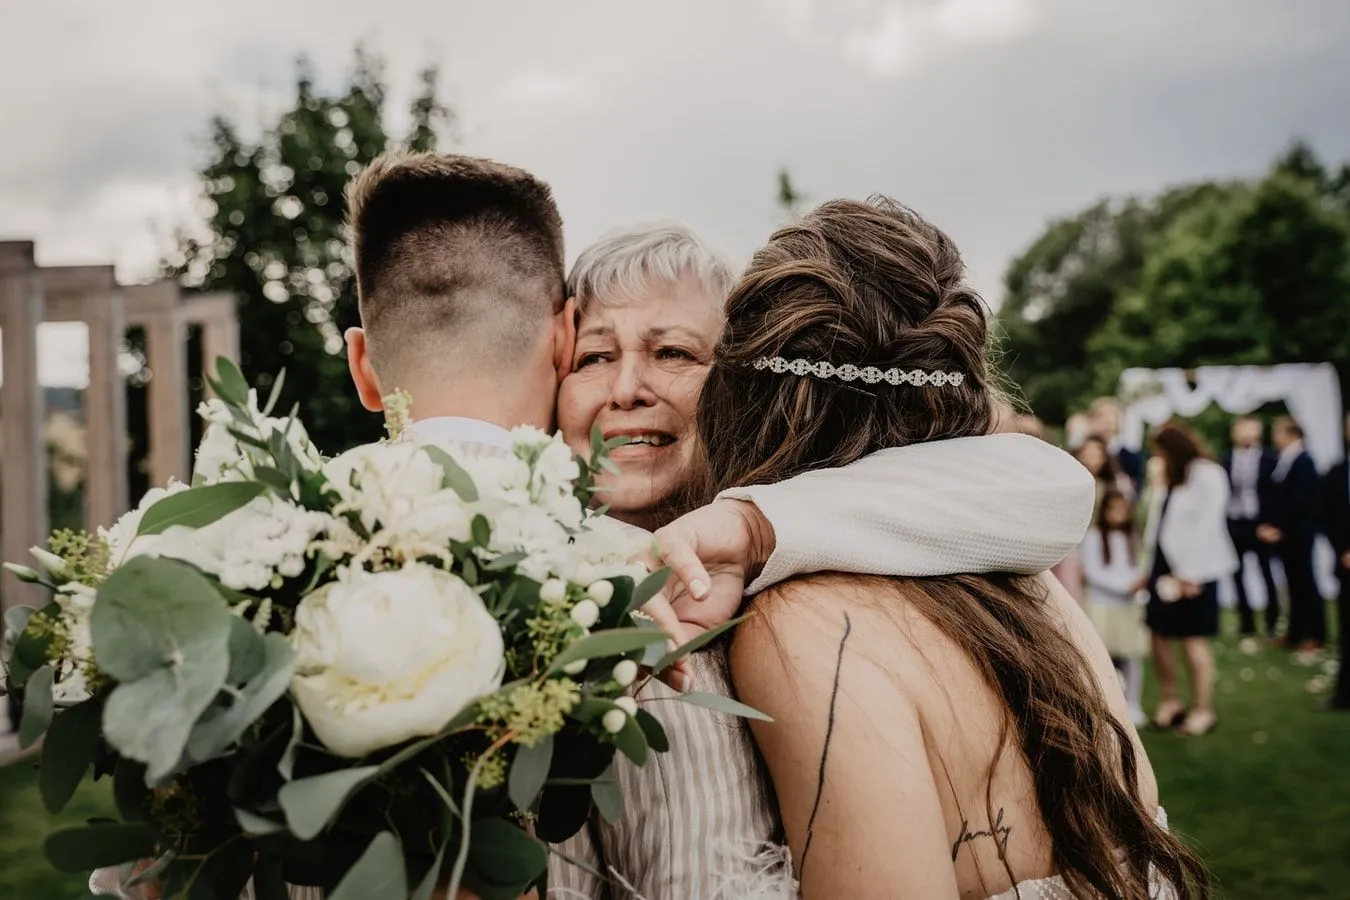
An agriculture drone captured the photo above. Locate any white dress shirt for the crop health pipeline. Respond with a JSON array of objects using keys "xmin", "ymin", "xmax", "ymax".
[{"xmin": 1228, "ymin": 446, "xmax": 1263, "ymax": 520}]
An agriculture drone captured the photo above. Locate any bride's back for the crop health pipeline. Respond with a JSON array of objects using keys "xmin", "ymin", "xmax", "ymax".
[
  {"xmin": 733, "ymin": 570, "xmax": 1160, "ymax": 899},
  {"xmin": 693, "ymin": 196, "xmax": 1206, "ymax": 898}
]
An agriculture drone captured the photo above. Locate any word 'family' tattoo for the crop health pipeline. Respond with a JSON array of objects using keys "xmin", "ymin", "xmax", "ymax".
[{"xmin": 951, "ymin": 808, "xmax": 1013, "ymax": 861}]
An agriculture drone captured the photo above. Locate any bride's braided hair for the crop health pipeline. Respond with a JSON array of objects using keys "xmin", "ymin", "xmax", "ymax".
[{"xmin": 696, "ymin": 197, "xmax": 1210, "ymax": 899}]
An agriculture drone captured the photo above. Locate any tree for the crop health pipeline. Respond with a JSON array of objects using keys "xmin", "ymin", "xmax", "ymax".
[
  {"xmin": 160, "ymin": 49, "xmax": 453, "ymax": 457},
  {"xmin": 997, "ymin": 182, "xmax": 1237, "ymax": 423},
  {"xmin": 1088, "ymin": 162, "xmax": 1350, "ymax": 400},
  {"xmin": 776, "ymin": 169, "xmax": 805, "ymax": 218}
]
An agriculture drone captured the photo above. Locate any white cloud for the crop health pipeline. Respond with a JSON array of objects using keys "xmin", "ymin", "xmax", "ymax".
[{"xmin": 842, "ymin": 0, "xmax": 1040, "ymax": 75}]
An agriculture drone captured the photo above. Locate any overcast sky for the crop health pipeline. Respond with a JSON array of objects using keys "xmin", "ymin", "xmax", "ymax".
[{"xmin": 3, "ymin": 0, "xmax": 1349, "ymax": 385}]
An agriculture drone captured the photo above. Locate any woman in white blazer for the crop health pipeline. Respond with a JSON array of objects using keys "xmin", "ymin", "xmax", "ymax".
[{"xmin": 1139, "ymin": 421, "xmax": 1239, "ymax": 737}]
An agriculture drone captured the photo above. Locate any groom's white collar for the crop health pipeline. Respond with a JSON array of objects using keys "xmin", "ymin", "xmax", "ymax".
[{"xmin": 412, "ymin": 416, "xmax": 514, "ymax": 449}]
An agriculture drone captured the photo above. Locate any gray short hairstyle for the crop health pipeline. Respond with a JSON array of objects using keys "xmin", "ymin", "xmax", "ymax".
[{"xmin": 567, "ymin": 222, "xmax": 736, "ymax": 315}]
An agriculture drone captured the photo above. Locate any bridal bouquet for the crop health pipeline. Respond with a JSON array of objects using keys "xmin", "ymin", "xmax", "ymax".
[{"xmin": 2, "ymin": 359, "xmax": 741, "ymax": 899}]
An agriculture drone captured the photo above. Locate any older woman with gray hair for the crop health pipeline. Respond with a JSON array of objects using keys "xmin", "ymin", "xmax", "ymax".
[{"xmin": 550, "ymin": 222, "xmax": 1099, "ymax": 898}]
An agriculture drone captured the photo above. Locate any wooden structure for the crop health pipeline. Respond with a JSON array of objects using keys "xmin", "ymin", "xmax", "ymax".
[{"xmin": 0, "ymin": 240, "xmax": 238, "ymax": 611}]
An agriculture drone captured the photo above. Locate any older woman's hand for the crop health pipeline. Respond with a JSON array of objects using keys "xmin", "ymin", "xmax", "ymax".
[{"xmin": 646, "ymin": 498, "xmax": 777, "ymax": 634}]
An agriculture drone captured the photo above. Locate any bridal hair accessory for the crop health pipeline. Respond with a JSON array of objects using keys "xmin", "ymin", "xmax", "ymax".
[{"xmin": 750, "ymin": 356, "xmax": 965, "ymax": 387}]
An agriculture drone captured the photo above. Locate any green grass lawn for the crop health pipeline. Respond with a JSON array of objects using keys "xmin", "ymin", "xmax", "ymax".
[{"xmin": 1, "ymin": 627, "xmax": 1347, "ymax": 899}]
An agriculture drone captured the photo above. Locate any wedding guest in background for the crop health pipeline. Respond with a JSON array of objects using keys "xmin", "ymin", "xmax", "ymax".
[
  {"xmin": 1222, "ymin": 416, "xmax": 1280, "ymax": 637},
  {"xmin": 1140, "ymin": 421, "xmax": 1236, "ymax": 737},
  {"xmin": 1260, "ymin": 417, "xmax": 1326, "ymax": 651},
  {"xmin": 1015, "ymin": 412, "xmax": 1046, "ymax": 440},
  {"xmin": 1076, "ymin": 435, "xmax": 1135, "ymax": 508},
  {"xmin": 1064, "ymin": 411, "xmax": 1092, "ymax": 451},
  {"xmin": 1320, "ymin": 412, "xmax": 1350, "ymax": 710},
  {"xmin": 1091, "ymin": 396, "xmax": 1143, "ymax": 489},
  {"xmin": 1081, "ymin": 489, "xmax": 1149, "ymax": 726}
]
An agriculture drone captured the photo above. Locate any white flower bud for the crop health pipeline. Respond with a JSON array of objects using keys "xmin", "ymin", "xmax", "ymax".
[
  {"xmin": 562, "ymin": 659, "xmax": 587, "ymax": 676},
  {"xmin": 570, "ymin": 599, "xmax": 600, "ymax": 629},
  {"xmin": 614, "ymin": 696, "xmax": 638, "ymax": 716},
  {"xmin": 29, "ymin": 547, "xmax": 67, "ymax": 575},
  {"xmin": 602, "ymin": 709, "xmax": 628, "ymax": 734},
  {"xmin": 3, "ymin": 563, "xmax": 40, "ymax": 583},
  {"xmin": 587, "ymin": 580, "xmax": 615, "ymax": 607},
  {"xmin": 612, "ymin": 659, "xmax": 639, "ymax": 688},
  {"xmin": 573, "ymin": 562, "xmax": 596, "ymax": 586},
  {"xmin": 540, "ymin": 579, "xmax": 567, "ymax": 603}
]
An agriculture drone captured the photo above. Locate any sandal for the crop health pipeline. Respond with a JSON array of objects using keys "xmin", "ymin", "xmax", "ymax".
[
  {"xmin": 1177, "ymin": 709, "xmax": 1218, "ymax": 737},
  {"xmin": 1150, "ymin": 699, "xmax": 1187, "ymax": 730}
]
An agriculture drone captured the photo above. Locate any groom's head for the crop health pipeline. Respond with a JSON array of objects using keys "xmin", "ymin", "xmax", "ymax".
[{"xmin": 343, "ymin": 152, "xmax": 575, "ymax": 426}]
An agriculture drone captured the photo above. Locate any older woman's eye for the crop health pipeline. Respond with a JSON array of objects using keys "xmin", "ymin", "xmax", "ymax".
[
  {"xmin": 656, "ymin": 347, "xmax": 697, "ymax": 362},
  {"xmin": 575, "ymin": 352, "xmax": 611, "ymax": 369}
]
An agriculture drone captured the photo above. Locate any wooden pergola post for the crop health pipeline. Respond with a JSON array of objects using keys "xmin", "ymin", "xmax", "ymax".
[
  {"xmin": 0, "ymin": 243, "xmax": 49, "ymax": 612},
  {"xmin": 0, "ymin": 241, "xmax": 237, "ymax": 619}
]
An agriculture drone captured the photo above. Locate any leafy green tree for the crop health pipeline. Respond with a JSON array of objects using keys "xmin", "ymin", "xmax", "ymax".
[
  {"xmin": 997, "ymin": 182, "xmax": 1237, "ymax": 423},
  {"xmin": 1088, "ymin": 163, "xmax": 1350, "ymax": 399},
  {"xmin": 159, "ymin": 49, "xmax": 452, "ymax": 458}
]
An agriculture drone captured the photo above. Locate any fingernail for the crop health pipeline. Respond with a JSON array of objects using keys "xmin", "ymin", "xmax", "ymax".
[
  {"xmin": 690, "ymin": 579, "xmax": 708, "ymax": 599},
  {"xmin": 674, "ymin": 672, "xmax": 693, "ymax": 692}
]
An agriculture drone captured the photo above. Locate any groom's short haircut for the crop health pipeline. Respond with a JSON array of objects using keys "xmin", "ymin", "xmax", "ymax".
[{"xmin": 346, "ymin": 152, "xmax": 565, "ymax": 383}]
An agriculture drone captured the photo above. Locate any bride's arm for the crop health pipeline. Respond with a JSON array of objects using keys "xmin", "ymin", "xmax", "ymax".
[
  {"xmin": 724, "ymin": 433, "xmax": 1093, "ymax": 593},
  {"xmin": 730, "ymin": 585, "xmax": 960, "ymax": 900}
]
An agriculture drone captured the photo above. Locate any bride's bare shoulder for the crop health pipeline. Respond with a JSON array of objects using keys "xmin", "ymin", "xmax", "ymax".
[{"xmin": 731, "ymin": 573, "xmax": 939, "ymax": 684}]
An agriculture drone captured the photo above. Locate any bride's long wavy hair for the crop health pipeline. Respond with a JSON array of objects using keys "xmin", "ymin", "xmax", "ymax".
[{"xmin": 695, "ymin": 197, "xmax": 1209, "ymax": 899}]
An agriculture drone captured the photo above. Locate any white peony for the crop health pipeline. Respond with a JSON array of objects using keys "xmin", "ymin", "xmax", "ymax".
[
  {"xmin": 98, "ymin": 480, "xmax": 192, "ymax": 569},
  {"xmin": 487, "ymin": 503, "xmax": 573, "ymax": 582},
  {"xmin": 289, "ymin": 563, "xmax": 505, "ymax": 757},
  {"xmin": 135, "ymin": 494, "xmax": 331, "ymax": 592}
]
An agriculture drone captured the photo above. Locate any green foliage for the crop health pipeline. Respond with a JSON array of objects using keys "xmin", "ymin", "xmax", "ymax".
[
  {"xmin": 162, "ymin": 49, "xmax": 453, "ymax": 457},
  {"xmin": 1000, "ymin": 139, "xmax": 1350, "ymax": 424}
]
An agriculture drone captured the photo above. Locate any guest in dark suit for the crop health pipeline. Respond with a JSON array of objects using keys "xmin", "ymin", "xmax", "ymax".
[
  {"xmin": 1320, "ymin": 413, "xmax": 1350, "ymax": 709},
  {"xmin": 1091, "ymin": 396, "xmax": 1142, "ymax": 489},
  {"xmin": 1223, "ymin": 416, "xmax": 1281, "ymax": 636},
  {"xmin": 1259, "ymin": 417, "xmax": 1326, "ymax": 650}
]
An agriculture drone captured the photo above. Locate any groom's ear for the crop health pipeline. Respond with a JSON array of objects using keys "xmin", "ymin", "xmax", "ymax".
[
  {"xmin": 345, "ymin": 327, "xmax": 385, "ymax": 412},
  {"xmin": 553, "ymin": 295, "xmax": 578, "ymax": 382}
]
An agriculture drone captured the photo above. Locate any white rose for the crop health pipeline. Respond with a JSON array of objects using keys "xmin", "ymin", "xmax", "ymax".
[
  {"xmin": 323, "ymin": 441, "xmax": 450, "ymax": 531},
  {"xmin": 488, "ymin": 504, "xmax": 572, "ymax": 582},
  {"xmin": 289, "ymin": 563, "xmax": 505, "ymax": 757},
  {"xmin": 98, "ymin": 480, "xmax": 191, "ymax": 569}
]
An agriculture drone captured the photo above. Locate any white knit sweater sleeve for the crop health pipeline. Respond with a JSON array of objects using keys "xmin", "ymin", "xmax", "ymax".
[{"xmin": 719, "ymin": 433, "xmax": 1096, "ymax": 594}]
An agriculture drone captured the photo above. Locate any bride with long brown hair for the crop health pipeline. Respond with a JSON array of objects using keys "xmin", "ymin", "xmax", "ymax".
[{"xmin": 692, "ymin": 198, "xmax": 1209, "ymax": 899}]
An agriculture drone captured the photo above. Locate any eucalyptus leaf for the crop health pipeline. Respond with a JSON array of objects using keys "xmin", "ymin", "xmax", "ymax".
[
  {"xmin": 625, "ymin": 567, "xmax": 672, "ymax": 616},
  {"xmin": 411, "ymin": 835, "xmax": 450, "ymax": 900},
  {"xmin": 124, "ymin": 849, "xmax": 176, "ymax": 889},
  {"xmin": 234, "ymin": 807, "xmax": 286, "ymax": 836},
  {"xmin": 278, "ymin": 765, "xmax": 381, "ymax": 841},
  {"xmin": 261, "ymin": 367, "xmax": 287, "ymax": 417},
  {"xmin": 327, "ymin": 832, "xmax": 407, "ymax": 900},
  {"xmin": 188, "ymin": 633, "xmax": 295, "ymax": 762},
  {"xmin": 611, "ymin": 714, "xmax": 648, "ymax": 767},
  {"xmin": 484, "ymin": 551, "xmax": 528, "ymax": 572},
  {"xmin": 466, "ymin": 818, "xmax": 548, "ymax": 888},
  {"xmin": 19, "ymin": 664, "xmax": 54, "ymax": 748},
  {"xmin": 92, "ymin": 556, "xmax": 231, "ymax": 683},
  {"xmin": 673, "ymin": 691, "xmax": 773, "ymax": 722},
  {"xmin": 212, "ymin": 357, "xmax": 250, "ymax": 406},
  {"xmin": 424, "ymin": 445, "xmax": 480, "ymax": 501},
  {"xmin": 508, "ymin": 734, "xmax": 553, "ymax": 812},
  {"xmin": 3, "ymin": 604, "xmax": 37, "ymax": 642},
  {"xmin": 591, "ymin": 770, "xmax": 623, "ymax": 823},
  {"xmin": 420, "ymin": 767, "xmax": 461, "ymax": 820},
  {"xmin": 653, "ymin": 615, "xmax": 746, "ymax": 672},
  {"xmin": 225, "ymin": 616, "xmax": 267, "ymax": 686},
  {"xmin": 252, "ymin": 857, "xmax": 288, "ymax": 900},
  {"xmin": 471, "ymin": 514, "xmax": 492, "ymax": 547},
  {"xmin": 136, "ymin": 481, "xmax": 267, "ymax": 536},
  {"xmin": 548, "ymin": 629, "xmax": 669, "ymax": 674},
  {"xmin": 252, "ymin": 465, "xmax": 296, "ymax": 497},
  {"xmin": 277, "ymin": 703, "xmax": 304, "ymax": 781},
  {"xmin": 39, "ymin": 696, "xmax": 103, "ymax": 813},
  {"xmin": 190, "ymin": 832, "xmax": 255, "ymax": 900},
  {"xmin": 43, "ymin": 822, "xmax": 158, "ymax": 872},
  {"xmin": 104, "ymin": 663, "xmax": 229, "ymax": 782},
  {"xmin": 228, "ymin": 427, "xmax": 271, "ymax": 451},
  {"xmin": 9, "ymin": 601, "xmax": 60, "ymax": 689},
  {"xmin": 112, "ymin": 759, "xmax": 150, "ymax": 822},
  {"xmin": 634, "ymin": 709, "xmax": 669, "ymax": 754}
]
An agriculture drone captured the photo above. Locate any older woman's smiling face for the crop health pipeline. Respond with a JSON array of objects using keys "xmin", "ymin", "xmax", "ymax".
[{"xmin": 557, "ymin": 273, "xmax": 724, "ymax": 529}]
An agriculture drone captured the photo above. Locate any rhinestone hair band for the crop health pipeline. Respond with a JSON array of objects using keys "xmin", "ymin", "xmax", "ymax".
[{"xmin": 750, "ymin": 356, "xmax": 965, "ymax": 387}]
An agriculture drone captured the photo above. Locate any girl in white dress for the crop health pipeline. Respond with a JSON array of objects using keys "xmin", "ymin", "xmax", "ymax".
[{"xmin": 1081, "ymin": 489, "xmax": 1150, "ymax": 726}]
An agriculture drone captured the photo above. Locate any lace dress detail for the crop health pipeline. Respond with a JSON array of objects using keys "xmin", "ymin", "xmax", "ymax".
[{"xmin": 985, "ymin": 808, "xmax": 1174, "ymax": 900}]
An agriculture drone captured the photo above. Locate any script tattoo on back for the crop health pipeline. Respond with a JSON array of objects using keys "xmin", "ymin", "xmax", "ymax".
[{"xmin": 951, "ymin": 807, "xmax": 1013, "ymax": 861}]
